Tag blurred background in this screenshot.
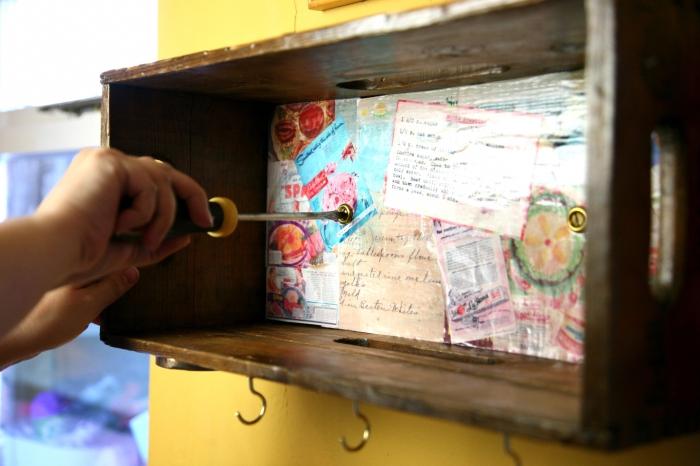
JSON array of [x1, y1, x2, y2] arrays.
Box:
[[0, 1, 156, 464], [1, 1, 699, 466]]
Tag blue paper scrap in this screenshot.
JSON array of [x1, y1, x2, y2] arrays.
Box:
[[294, 117, 376, 249]]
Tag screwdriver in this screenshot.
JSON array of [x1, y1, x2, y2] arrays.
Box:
[[115, 197, 354, 240]]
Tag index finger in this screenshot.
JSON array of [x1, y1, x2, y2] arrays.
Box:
[[169, 170, 212, 228]]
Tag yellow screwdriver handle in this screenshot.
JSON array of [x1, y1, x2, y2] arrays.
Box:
[[207, 197, 239, 238]]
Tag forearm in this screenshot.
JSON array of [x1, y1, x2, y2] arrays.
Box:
[[0, 322, 40, 370], [0, 148, 210, 365], [0, 213, 79, 335]]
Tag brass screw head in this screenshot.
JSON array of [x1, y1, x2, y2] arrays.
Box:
[[337, 204, 354, 225], [568, 206, 587, 233]]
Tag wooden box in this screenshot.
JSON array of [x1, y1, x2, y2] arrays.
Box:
[[100, 0, 700, 448]]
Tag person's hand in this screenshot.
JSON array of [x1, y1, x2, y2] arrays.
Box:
[[0, 267, 140, 369], [36, 147, 212, 287], [0, 147, 211, 368]]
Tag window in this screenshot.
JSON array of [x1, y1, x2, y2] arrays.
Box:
[[0, 0, 157, 111]]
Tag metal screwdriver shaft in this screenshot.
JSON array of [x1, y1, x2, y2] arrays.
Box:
[[238, 211, 339, 222], [113, 199, 354, 241], [238, 204, 353, 224], [202, 200, 353, 238]]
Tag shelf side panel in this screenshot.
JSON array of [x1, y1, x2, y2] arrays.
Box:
[[584, 0, 700, 447], [103, 85, 270, 333]]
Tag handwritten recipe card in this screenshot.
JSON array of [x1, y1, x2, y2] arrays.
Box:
[[384, 100, 543, 238], [336, 208, 446, 342]]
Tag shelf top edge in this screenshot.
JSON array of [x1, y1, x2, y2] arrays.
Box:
[[101, 323, 585, 444], [100, 0, 563, 85]]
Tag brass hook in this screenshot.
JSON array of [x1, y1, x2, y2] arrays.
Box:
[[339, 400, 371, 452], [235, 377, 267, 425], [503, 432, 522, 466]]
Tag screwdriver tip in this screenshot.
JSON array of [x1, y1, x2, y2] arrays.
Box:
[[337, 204, 354, 225]]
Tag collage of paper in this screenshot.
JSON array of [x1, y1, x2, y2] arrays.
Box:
[[265, 72, 587, 362]]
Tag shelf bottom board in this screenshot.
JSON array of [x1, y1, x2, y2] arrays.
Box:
[[102, 322, 586, 444]]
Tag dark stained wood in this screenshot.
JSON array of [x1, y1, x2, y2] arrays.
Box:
[[102, 323, 585, 444], [103, 85, 196, 334], [188, 96, 272, 328], [584, 0, 700, 448], [660, 0, 700, 443], [99, 0, 700, 450], [244, 324, 581, 394], [102, 85, 271, 333], [582, 0, 615, 444], [100, 0, 585, 102]]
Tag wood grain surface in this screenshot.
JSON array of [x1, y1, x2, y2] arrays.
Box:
[[101, 0, 585, 102], [100, 0, 700, 449], [584, 0, 700, 447], [102, 85, 271, 333], [102, 322, 584, 444]]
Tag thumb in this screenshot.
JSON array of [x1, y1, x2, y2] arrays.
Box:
[[16, 267, 141, 354], [80, 267, 140, 323]]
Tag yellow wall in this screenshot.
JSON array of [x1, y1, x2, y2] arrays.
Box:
[[158, 0, 457, 59], [151, 2, 700, 465]]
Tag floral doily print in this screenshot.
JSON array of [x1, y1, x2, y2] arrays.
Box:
[[510, 191, 584, 296]]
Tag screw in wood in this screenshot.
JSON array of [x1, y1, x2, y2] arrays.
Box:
[[336, 204, 354, 225], [567, 206, 587, 233]]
